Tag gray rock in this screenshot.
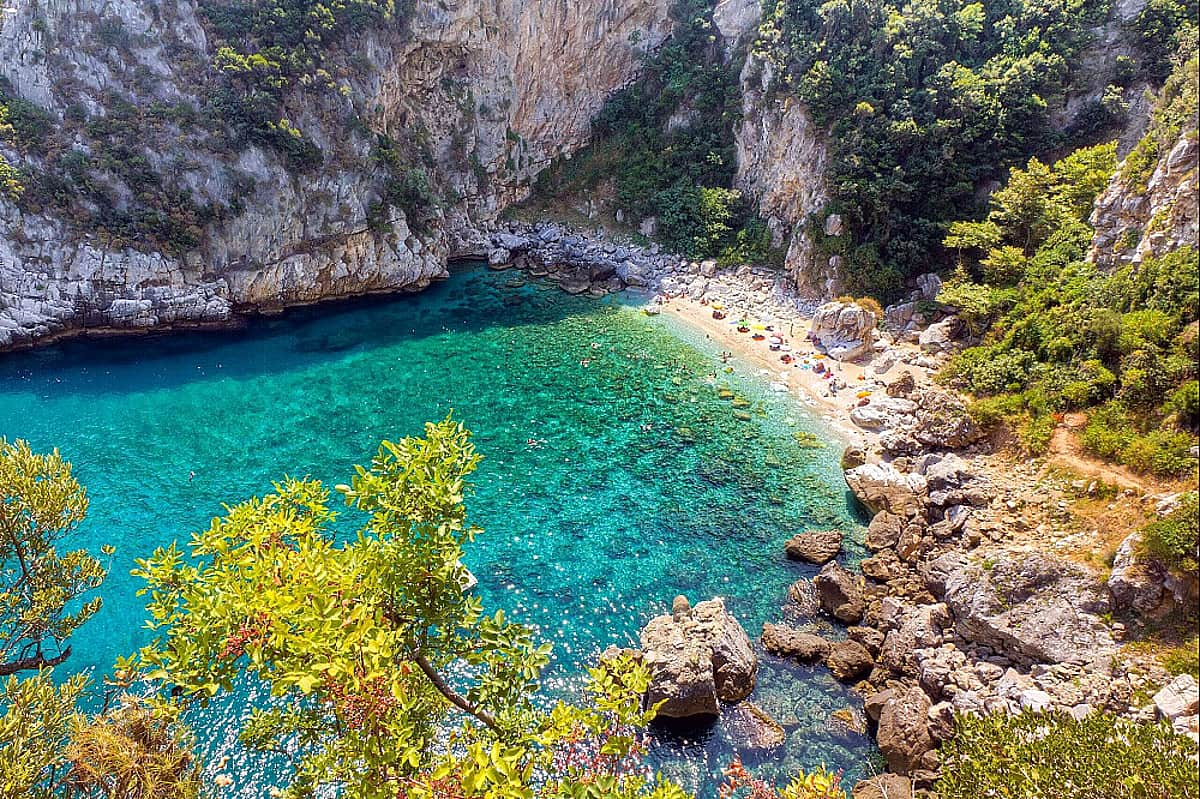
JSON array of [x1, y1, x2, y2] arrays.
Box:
[[810, 301, 877, 362], [1154, 674, 1200, 720], [844, 463, 927, 517], [938, 552, 1117, 664], [918, 315, 965, 353], [1107, 533, 1169, 614]]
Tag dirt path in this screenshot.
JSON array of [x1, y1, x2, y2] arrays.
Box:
[[1044, 413, 1154, 493]]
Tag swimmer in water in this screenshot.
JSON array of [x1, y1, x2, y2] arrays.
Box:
[[189, 470, 196, 481]]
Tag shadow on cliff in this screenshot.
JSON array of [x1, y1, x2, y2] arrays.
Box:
[[0, 265, 644, 396]]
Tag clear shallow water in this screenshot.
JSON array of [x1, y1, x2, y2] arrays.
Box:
[[0, 265, 874, 793]]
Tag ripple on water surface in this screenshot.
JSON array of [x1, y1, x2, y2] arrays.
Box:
[[0, 266, 875, 795]]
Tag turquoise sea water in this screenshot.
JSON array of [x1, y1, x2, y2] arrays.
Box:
[[0, 265, 873, 793]]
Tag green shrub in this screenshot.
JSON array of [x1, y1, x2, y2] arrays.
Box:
[[1165, 379, 1200, 429], [1019, 413, 1056, 455], [938, 709, 1198, 799], [966, 394, 1025, 430], [1122, 429, 1197, 477], [1081, 402, 1137, 461], [1140, 493, 1199, 573]]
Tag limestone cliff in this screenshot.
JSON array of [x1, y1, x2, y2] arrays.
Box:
[[734, 55, 836, 298], [1090, 56, 1199, 269], [0, 0, 671, 349]]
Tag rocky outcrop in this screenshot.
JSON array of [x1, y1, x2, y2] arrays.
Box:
[[639, 596, 757, 718], [1091, 129, 1199, 268], [784, 529, 843, 564], [0, 0, 672, 350], [808, 301, 877, 361], [814, 562, 867, 623], [932, 552, 1117, 665], [874, 687, 936, 776], [855, 385, 984, 454], [844, 463, 927, 517]]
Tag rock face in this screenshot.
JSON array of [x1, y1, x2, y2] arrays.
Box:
[[1091, 127, 1199, 269], [1107, 533, 1172, 615], [934, 552, 1117, 665], [0, 0, 672, 350], [734, 60, 837, 297], [809, 301, 878, 361], [639, 597, 757, 718], [784, 529, 843, 564]]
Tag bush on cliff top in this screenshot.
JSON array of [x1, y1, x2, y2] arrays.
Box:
[[938, 709, 1198, 799]]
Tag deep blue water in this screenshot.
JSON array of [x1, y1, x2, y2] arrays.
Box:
[[0, 265, 874, 794]]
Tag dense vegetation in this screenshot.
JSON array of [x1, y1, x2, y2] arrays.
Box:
[[1140, 491, 1199, 574], [534, 0, 772, 264], [934, 42, 1199, 478], [752, 0, 1133, 297], [937, 709, 1198, 799]]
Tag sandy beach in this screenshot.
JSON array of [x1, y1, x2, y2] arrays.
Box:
[[658, 296, 926, 449]]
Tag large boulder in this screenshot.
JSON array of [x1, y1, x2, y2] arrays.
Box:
[[824, 639, 874, 682], [639, 597, 758, 718], [850, 397, 918, 431], [810, 301, 877, 361], [761, 623, 830, 661], [784, 529, 843, 564], [918, 315, 965, 353], [1154, 674, 1200, 720], [844, 463, 927, 517], [814, 562, 867, 623], [865, 511, 903, 550], [910, 388, 983, 449], [876, 686, 936, 775], [934, 552, 1117, 665]]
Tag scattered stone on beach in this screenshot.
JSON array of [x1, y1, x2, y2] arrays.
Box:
[[784, 529, 843, 564]]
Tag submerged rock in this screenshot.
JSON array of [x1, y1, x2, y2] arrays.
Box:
[[723, 701, 786, 751], [639, 597, 758, 718]]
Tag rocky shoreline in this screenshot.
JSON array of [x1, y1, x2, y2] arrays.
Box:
[[474, 222, 1200, 797]]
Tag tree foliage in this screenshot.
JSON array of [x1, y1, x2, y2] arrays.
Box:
[[751, 0, 1159, 297], [131, 417, 690, 799], [0, 439, 105, 676]]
